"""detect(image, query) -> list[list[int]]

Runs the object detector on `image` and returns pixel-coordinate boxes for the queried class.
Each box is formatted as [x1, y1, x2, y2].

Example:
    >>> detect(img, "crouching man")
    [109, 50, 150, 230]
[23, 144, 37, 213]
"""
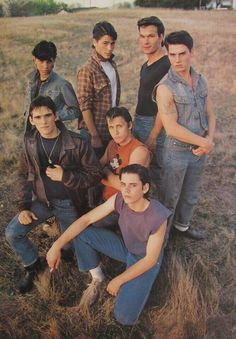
[5, 96, 102, 294]
[47, 164, 171, 326]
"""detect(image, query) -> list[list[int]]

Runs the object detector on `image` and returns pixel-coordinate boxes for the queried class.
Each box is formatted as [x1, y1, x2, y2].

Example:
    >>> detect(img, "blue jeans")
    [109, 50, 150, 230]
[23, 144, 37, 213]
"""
[133, 114, 166, 191]
[5, 199, 78, 267]
[159, 140, 206, 231]
[73, 226, 164, 325]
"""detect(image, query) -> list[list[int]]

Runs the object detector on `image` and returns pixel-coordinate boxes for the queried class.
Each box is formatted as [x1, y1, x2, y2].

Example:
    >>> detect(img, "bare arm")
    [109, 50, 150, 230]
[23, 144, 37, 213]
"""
[101, 145, 151, 190]
[157, 85, 214, 152]
[107, 220, 167, 296]
[47, 195, 116, 271]
[146, 114, 163, 151]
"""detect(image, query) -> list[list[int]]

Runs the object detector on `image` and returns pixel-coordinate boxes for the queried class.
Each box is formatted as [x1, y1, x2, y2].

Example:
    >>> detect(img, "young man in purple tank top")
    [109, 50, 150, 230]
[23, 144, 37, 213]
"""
[47, 164, 171, 326]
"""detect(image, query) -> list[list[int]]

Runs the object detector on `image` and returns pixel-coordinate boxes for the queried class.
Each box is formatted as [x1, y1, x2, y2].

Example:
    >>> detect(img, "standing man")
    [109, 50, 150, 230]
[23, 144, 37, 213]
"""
[24, 40, 81, 127]
[152, 31, 216, 240]
[77, 21, 120, 158]
[6, 96, 102, 294]
[133, 16, 170, 146]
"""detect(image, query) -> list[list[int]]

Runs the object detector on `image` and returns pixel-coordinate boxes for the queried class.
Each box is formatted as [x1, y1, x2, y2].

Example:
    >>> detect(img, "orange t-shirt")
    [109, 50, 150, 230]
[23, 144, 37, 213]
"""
[102, 138, 147, 200]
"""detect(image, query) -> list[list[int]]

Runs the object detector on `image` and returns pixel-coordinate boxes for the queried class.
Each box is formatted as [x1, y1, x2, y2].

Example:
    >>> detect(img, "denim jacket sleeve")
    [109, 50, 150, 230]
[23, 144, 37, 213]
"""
[55, 80, 82, 121]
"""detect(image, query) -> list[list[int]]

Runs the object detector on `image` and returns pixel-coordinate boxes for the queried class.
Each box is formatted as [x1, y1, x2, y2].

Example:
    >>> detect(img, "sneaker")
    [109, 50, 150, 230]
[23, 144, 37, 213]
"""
[79, 279, 103, 308]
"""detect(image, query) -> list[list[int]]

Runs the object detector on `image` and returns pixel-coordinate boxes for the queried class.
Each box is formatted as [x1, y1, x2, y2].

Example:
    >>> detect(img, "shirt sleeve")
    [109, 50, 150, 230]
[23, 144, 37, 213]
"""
[77, 66, 94, 112]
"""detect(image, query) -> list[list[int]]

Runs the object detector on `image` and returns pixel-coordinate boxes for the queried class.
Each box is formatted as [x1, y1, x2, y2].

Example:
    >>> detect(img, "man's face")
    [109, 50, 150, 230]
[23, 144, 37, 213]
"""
[33, 57, 55, 80]
[120, 172, 148, 205]
[168, 44, 192, 73]
[107, 116, 132, 146]
[93, 35, 116, 60]
[29, 106, 57, 138]
[139, 25, 163, 56]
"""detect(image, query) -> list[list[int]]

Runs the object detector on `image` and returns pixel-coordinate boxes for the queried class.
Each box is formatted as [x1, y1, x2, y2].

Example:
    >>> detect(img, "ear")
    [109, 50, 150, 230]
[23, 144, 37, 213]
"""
[128, 121, 133, 130]
[33, 56, 37, 66]
[190, 47, 194, 57]
[54, 113, 59, 121]
[143, 183, 149, 195]
[92, 38, 97, 48]
[29, 116, 34, 126]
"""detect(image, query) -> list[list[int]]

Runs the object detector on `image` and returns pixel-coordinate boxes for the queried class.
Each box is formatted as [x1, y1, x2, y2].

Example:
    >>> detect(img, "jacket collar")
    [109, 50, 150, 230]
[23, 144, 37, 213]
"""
[25, 120, 75, 151]
[168, 66, 199, 87]
[91, 49, 115, 65]
[27, 69, 56, 84]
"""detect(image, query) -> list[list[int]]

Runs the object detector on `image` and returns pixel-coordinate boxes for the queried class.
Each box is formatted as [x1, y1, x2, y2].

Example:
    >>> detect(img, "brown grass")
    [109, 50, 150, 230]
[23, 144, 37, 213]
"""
[0, 7, 236, 339]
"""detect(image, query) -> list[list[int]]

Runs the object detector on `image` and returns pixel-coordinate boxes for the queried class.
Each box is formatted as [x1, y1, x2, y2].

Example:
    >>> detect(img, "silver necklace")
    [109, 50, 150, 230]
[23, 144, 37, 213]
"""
[40, 130, 60, 164]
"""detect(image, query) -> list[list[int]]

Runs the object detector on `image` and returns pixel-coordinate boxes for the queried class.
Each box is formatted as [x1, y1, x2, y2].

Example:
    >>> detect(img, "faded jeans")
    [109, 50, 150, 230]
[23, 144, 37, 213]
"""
[133, 114, 166, 191]
[159, 139, 206, 231]
[73, 226, 164, 325]
[5, 199, 78, 267]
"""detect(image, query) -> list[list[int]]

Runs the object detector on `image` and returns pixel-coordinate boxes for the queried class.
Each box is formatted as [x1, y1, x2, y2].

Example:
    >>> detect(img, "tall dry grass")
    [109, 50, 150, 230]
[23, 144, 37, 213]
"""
[0, 8, 235, 338]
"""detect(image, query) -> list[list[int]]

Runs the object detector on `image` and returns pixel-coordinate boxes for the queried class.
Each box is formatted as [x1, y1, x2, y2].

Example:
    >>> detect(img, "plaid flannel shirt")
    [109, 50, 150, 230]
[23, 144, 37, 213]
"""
[77, 50, 120, 144]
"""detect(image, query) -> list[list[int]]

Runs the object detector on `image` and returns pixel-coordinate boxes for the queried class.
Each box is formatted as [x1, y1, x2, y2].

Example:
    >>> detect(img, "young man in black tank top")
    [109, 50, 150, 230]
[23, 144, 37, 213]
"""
[133, 16, 170, 145]
[5, 96, 102, 294]
[133, 16, 170, 190]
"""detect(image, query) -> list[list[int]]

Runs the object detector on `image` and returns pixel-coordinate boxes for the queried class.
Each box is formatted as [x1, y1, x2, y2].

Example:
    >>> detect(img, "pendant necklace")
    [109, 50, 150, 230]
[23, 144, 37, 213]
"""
[40, 130, 60, 164]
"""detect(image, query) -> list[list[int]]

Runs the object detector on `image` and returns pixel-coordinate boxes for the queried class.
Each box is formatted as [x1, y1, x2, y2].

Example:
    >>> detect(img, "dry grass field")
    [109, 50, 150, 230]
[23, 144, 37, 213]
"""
[0, 7, 235, 339]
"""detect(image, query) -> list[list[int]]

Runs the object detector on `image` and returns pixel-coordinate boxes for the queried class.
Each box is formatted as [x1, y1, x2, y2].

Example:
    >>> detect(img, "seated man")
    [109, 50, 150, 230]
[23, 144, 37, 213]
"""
[24, 40, 81, 128]
[101, 106, 151, 200]
[47, 164, 171, 326]
[5, 96, 102, 294]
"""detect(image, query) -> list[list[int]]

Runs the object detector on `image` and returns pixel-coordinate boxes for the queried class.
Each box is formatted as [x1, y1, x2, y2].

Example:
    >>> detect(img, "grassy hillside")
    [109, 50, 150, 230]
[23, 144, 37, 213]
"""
[0, 8, 235, 338]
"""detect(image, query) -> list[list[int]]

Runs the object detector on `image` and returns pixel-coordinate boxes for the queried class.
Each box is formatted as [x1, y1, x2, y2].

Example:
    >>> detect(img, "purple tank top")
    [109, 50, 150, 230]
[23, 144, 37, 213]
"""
[115, 192, 171, 256]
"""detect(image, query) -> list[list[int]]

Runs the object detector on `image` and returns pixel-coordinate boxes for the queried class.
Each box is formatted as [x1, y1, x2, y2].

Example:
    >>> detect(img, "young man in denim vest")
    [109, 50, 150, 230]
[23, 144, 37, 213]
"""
[149, 31, 216, 240]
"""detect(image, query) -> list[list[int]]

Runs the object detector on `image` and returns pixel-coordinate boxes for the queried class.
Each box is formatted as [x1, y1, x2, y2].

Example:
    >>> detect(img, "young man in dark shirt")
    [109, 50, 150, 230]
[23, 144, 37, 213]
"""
[133, 17, 170, 189]
[6, 96, 102, 294]
[133, 16, 170, 145]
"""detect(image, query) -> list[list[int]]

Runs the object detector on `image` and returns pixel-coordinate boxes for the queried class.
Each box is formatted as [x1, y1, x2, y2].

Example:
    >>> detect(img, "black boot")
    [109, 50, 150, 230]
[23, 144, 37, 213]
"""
[18, 258, 45, 294]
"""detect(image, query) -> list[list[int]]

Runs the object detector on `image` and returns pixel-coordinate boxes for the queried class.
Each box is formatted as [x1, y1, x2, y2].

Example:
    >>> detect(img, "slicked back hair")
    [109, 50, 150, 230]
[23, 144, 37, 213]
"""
[137, 16, 165, 37]
[92, 21, 117, 42]
[164, 30, 193, 51]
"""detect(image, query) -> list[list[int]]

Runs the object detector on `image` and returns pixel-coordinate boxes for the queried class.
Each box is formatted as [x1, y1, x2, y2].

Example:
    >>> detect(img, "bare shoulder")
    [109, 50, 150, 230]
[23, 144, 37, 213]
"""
[156, 84, 173, 100]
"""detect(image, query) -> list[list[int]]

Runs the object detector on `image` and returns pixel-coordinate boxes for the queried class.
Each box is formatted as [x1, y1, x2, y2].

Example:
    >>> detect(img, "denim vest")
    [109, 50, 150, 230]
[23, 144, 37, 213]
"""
[160, 67, 208, 137]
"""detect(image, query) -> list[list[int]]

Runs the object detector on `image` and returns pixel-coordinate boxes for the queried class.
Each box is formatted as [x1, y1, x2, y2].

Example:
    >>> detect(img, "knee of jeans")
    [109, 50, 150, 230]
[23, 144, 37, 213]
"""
[5, 217, 23, 242]
[114, 306, 138, 326]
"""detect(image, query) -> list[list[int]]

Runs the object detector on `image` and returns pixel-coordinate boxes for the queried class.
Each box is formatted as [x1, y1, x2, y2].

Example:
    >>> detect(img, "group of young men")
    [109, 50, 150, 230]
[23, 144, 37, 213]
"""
[5, 16, 215, 326]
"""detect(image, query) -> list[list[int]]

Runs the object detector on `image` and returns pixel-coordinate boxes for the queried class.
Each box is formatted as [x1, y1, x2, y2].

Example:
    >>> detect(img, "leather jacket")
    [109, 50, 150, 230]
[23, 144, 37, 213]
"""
[17, 121, 102, 214]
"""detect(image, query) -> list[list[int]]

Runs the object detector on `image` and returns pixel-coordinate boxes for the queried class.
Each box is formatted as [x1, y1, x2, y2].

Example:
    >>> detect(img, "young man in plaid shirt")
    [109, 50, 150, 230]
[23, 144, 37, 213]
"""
[77, 21, 121, 158]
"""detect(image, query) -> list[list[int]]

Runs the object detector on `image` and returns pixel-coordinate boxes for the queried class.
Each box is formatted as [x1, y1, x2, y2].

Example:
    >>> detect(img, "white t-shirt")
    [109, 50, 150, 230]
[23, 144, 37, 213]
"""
[100, 61, 117, 107]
